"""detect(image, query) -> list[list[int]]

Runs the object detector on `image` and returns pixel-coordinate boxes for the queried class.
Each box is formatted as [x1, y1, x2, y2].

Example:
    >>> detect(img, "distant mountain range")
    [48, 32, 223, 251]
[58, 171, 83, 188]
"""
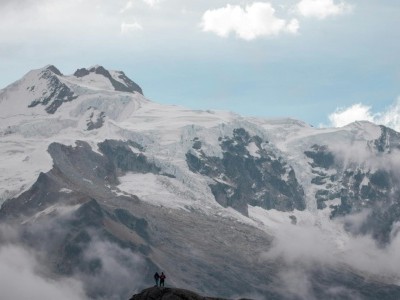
[1, 65, 400, 299]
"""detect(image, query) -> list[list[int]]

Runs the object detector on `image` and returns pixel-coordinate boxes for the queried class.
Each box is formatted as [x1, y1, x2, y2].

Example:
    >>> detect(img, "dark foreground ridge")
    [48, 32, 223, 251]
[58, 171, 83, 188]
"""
[129, 287, 253, 300]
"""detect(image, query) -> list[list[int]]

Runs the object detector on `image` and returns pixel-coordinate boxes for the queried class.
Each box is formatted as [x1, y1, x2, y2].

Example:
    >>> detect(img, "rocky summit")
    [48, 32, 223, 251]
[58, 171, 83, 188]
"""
[129, 287, 251, 300]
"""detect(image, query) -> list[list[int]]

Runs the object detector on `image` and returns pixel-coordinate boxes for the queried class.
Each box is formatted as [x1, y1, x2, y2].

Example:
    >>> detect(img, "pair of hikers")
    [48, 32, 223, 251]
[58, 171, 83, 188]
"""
[153, 272, 166, 287]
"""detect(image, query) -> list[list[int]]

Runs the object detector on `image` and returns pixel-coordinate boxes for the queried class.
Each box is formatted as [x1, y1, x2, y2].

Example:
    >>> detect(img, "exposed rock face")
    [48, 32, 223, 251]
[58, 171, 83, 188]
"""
[372, 125, 400, 153]
[46, 65, 63, 76]
[86, 107, 106, 130]
[74, 68, 90, 77]
[74, 65, 143, 94]
[98, 139, 162, 175]
[305, 127, 400, 244]
[0, 139, 167, 221]
[186, 128, 306, 215]
[27, 66, 77, 114]
[0, 140, 277, 299]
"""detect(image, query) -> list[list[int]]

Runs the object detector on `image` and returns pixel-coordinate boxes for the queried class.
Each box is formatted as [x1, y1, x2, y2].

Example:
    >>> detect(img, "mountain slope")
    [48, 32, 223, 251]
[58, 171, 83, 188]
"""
[1, 65, 400, 299]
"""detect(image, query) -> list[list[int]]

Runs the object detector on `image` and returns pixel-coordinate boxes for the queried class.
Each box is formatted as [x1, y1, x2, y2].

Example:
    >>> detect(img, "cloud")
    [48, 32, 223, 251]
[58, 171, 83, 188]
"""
[377, 99, 400, 132]
[120, 1, 134, 13]
[0, 210, 149, 300]
[200, 2, 299, 40]
[142, 0, 161, 7]
[120, 0, 161, 12]
[296, 0, 353, 19]
[77, 236, 148, 299]
[121, 21, 143, 34]
[258, 209, 400, 299]
[0, 245, 88, 300]
[327, 97, 400, 131]
[328, 103, 374, 127]
[0, 0, 148, 42]
[0, 0, 36, 9]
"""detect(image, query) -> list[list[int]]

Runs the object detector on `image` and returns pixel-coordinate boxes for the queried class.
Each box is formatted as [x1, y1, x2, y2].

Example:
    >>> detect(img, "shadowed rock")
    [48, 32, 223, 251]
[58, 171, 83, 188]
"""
[129, 287, 253, 300]
[28, 67, 77, 114]
[186, 128, 306, 215]
[73, 65, 143, 94]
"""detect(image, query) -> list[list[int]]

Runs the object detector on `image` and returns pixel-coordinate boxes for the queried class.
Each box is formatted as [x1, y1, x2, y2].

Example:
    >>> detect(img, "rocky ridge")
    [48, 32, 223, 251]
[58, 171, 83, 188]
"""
[129, 287, 251, 300]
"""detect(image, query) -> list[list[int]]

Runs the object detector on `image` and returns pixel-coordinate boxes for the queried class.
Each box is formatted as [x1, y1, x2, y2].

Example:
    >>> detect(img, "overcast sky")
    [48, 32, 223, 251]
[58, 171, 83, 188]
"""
[0, 0, 399, 128]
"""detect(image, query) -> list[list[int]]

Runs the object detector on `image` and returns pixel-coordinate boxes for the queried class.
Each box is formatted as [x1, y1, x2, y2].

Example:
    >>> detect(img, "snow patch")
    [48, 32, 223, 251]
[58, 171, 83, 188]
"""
[246, 142, 260, 158]
[117, 172, 220, 212]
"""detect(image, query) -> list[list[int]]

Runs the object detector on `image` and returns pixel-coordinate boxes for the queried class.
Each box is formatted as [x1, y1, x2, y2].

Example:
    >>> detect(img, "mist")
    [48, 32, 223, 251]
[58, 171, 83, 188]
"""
[259, 208, 400, 299]
[0, 244, 88, 300]
[0, 209, 148, 300]
[77, 235, 148, 300]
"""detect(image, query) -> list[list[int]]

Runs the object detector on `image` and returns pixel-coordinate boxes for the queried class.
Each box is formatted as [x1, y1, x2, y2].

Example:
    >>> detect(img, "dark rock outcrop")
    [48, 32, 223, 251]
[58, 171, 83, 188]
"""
[28, 67, 77, 114]
[74, 68, 90, 77]
[86, 109, 106, 130]
[73, 65, 143, 94]
[186, 128, 306, 215]
[129, 287, 251, 300]
[305, 134, 400, 244]
[98, 139, 161, 175]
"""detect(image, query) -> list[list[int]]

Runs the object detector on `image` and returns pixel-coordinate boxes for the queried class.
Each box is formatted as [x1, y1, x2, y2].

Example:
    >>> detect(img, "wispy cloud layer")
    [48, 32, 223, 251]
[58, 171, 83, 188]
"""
[256, 208, 400, 299]
[142, 0, 161, 7]
[200, 2, 299, 40]
[327, 98, 400, 131]
[121, 0, 161, 11]
[121, 21, 143, 34]
[296, 0, 353, 19]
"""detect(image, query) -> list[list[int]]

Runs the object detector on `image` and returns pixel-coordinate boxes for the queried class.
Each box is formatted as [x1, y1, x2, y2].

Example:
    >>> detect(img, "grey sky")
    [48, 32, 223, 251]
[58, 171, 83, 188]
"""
[0, 0, 399, 127]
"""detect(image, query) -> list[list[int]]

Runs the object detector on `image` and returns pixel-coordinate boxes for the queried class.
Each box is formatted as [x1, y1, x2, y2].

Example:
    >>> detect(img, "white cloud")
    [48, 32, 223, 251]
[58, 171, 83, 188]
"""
[121, 0, 161, 11]
[142, 0, 161, 7]
[377, 99, 400, 132]
[296, 0, 352, 19]
[328, 103, 374, 127]
[200, 2, 299, 40]
[120, 1, 133, 13]
[121, 21, 143, 34]
[327, 98, 400, 131]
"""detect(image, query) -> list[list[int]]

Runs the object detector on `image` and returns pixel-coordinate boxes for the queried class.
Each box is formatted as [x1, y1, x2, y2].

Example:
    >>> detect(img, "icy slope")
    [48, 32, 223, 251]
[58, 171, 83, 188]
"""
[0, 65, 147, 202]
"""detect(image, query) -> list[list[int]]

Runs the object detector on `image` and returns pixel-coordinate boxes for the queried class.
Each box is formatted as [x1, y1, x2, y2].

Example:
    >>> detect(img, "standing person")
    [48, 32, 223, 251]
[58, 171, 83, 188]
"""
[159, 272, 166, 287]
[154, 272, 160, 286]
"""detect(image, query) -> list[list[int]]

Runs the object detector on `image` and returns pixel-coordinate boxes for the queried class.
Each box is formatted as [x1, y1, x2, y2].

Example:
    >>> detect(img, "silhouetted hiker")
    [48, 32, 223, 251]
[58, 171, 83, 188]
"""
[159, 272, 166, 287]
[154, 272, 160, 286]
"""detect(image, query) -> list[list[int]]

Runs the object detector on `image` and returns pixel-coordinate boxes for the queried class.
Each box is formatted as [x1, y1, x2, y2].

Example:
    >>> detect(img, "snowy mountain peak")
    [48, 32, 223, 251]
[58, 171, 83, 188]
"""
[0, 65, 77, 116]
[42, 64, 63, 76]
[72, 65, 143, 95]
[0, 65, 145, 119]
